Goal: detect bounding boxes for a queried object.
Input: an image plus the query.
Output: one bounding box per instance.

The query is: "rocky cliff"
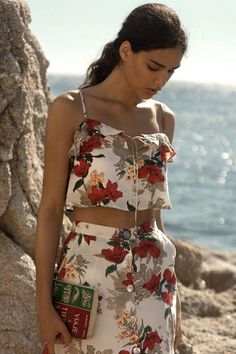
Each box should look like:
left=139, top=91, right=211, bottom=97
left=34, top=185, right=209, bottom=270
left=0, top=0, right=51, bottom=352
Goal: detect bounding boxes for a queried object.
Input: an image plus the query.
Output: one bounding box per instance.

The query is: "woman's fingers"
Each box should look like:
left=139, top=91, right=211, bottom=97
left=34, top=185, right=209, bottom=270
left=42, top=343, right=49, bottom=354
left=58, top=324, right=73, bottom=345
left=47, top=339, right=56, bottom=354
left=174, top=323, right=182, bottom=350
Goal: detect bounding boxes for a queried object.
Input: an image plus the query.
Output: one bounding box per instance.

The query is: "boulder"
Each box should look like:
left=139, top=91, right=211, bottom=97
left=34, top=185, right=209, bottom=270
left=201, top=249, right=236, bottom=292
left=0, top=0, right=51, bottom=258
left=0, top=231, right=43, bottom=353
left=173, top=238, right=203, bottom=288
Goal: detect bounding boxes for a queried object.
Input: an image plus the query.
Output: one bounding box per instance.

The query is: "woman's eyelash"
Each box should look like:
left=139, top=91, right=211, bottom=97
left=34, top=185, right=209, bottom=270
left=147, top=65, right=160, bottom=71
left=147, top=65, right=175, bottom=74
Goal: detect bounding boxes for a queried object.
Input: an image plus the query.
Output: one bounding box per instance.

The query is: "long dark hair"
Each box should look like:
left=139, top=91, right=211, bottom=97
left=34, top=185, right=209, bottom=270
left=80, top=3, right=188, bottom=88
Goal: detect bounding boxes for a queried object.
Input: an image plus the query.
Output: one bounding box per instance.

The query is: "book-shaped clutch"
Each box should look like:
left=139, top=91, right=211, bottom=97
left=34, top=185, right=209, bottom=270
left=52, top=279, right=98, bottom=339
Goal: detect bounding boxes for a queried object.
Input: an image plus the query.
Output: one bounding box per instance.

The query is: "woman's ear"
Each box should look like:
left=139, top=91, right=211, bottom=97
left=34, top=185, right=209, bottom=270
left=119, top=40, right=133, bottom=61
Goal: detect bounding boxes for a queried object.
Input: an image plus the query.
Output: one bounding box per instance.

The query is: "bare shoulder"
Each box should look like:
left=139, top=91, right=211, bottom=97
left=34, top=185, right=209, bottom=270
left=153, top=99, right=175, bottom=143
left=40, top=90, right=84, bottom=211
left=48, top=89, right=84, bottom=131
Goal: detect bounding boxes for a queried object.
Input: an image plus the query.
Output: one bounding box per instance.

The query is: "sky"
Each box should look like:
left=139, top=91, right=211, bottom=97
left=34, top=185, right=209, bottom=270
left=26, top=0, right=236, bottom=85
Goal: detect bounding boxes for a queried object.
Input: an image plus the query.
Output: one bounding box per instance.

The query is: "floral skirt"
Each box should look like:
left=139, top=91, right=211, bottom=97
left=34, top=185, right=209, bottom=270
left=52, top=217, right=177, bottom=354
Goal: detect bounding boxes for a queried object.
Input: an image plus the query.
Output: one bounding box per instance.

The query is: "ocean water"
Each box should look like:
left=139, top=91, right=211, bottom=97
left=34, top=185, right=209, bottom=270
left=48, top=74, right=236, bottom=252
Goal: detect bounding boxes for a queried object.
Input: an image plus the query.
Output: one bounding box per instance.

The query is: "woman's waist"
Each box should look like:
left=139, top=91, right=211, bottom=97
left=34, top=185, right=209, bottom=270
left=71, top=206, right=156, bottom=229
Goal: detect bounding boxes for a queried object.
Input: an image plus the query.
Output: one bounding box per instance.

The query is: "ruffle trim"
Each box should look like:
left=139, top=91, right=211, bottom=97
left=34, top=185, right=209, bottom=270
left=67, top=119, right=176, bottom=162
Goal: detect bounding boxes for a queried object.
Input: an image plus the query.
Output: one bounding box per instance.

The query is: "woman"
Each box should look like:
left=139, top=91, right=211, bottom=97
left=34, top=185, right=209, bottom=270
left=35, top=3, right=188, bottom=354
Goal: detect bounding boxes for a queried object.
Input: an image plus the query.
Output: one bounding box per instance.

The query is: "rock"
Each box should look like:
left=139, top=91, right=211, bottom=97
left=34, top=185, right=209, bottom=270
left=173, top=238, right=203, bottom=287
left=178, top=283, right=222, bottom=318
left=0, top=1, right=57, bottom=352
left=177, top=271, right=236, bottom=353
left=0, top=231, right=43, bottom=354
left=175, top=335, right=194, bottom=354
left=201, top=249, right=236, bottom=292
left=0, top=0, right=52, bottom=258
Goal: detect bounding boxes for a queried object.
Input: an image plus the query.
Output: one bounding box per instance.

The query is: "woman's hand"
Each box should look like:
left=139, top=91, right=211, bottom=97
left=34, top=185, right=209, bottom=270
left=174, top=315, right=182, bottom=351
left=36, top=302, right=72, bottom=354
left=174, top=289, right=182, bottom=351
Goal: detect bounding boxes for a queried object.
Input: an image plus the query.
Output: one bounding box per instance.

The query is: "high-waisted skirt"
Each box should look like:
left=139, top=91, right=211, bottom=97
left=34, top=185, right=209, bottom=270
left=52, top=217, right=177, bottom=354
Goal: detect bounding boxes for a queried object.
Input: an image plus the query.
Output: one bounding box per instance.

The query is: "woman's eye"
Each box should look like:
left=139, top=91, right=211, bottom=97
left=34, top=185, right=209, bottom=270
left=147, top=65, right=160, bottom=72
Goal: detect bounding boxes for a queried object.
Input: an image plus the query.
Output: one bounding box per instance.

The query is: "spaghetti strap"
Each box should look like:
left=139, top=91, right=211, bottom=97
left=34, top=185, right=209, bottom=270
left=160, top=102, right=166, bottom=134
left=79, top=89, right=88, bottom=119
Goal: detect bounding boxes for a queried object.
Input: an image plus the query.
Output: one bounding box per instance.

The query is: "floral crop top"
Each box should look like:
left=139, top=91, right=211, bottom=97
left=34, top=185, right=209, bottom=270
left=65, top=90, right=176, bottom=216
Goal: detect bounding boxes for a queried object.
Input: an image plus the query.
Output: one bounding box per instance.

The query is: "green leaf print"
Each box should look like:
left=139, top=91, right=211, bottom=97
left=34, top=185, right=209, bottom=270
left=144, top=159, right=155, bottom=166
left=103, top=198, right=110, bottom=205
left=67, top=254, right=75, bottom=263
left=138, top=319, right=144, bottom=337
left=92, top=154, right=105, bottom=158
left=117, top=170, right=125, bottom=178
left=73, top=179, right=84, bottom=191
left=132, top=256, right=137, bottom=273
left=98, top=182, right=104, bottom=189
left=165, top=307, right=172, bottom=319
left=145, top=325, right=152, bottom=333
left=84, top=153, right=93, bottom=162
left=107, top=240, right=118, bottom=247
left=78, top=233, right=83, bottom=246
left=126, top=158, right=133, bottom=164
left=127, top=201, right=136, bottom=211
left=105, top=264, right=117, bottom=277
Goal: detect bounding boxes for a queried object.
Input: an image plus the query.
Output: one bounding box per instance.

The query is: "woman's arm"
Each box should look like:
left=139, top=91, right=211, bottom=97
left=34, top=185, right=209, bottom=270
left=154, top=209, right=182, bottom=350
left=35, top=92, right=82, bottom=352
left=155, top=102, right=182, bottom=349
left=35, top=94, right=77, bottom=307
left=174, top=288, right=183, bottom=350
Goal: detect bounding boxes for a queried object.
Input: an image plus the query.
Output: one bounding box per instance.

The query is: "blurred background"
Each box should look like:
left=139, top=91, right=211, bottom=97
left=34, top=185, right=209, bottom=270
left=27, top=0, right=236, bottom=251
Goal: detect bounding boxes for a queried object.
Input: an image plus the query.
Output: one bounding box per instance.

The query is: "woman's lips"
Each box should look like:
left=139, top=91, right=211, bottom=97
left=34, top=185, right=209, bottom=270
left=147, top=88, right=158, bottom=94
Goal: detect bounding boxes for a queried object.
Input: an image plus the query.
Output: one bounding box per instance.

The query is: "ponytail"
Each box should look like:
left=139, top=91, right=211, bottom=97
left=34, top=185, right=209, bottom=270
left=80, top=40, right=120, bottom=88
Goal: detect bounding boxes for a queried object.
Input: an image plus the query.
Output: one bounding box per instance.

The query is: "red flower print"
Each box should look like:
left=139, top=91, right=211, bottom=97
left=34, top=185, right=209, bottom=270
left=143, top=330, right=162, bottom=350
left=84, top=234, right=97, bottom=245
left=139, top=220, right=153, bottom=233
left=80, top=136, right=102, bottom=154
left=64, top=231, right=78, bottom=246
left=122, top=272, right=134, bottom=287
left=113, top=235, right=123, bottom=243
left=42, top=344, right=49, bottom=354
left=88, top=185, right=107, bottom=205
left=101, top=245, right=128, bottom=264
left=73, top=159, right=91, bottom=177
left=85, top=118, right=101, bottom=132
left=58, top=266, right=66, bottom=279
left=138, top=165, right=165, bottom=184
left=119, top=351, right=130, bottom=354
left=143, top=273, right=161, bottom=293
left=163, top=269, right=176, bottom=285
left=88, top=180, right=123, bottom=205
left=161, top=291, right=173, bottom=305
left=105, top=179, right=123, bottom=202
left=133, top=240, right=160, bottom=258
left=160, top=145, right=176, bottom=162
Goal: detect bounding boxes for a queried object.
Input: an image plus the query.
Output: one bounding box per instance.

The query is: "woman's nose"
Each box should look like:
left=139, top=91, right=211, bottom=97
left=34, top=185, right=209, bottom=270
left=155, top=72, right=168, bottom=87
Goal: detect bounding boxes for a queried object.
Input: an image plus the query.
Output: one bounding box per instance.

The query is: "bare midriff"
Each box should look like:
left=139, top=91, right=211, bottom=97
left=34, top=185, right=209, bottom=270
left=72, top=206, right=155, bottom=228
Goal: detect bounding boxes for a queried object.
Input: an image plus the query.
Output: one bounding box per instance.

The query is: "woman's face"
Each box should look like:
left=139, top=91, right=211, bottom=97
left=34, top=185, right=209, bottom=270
left=119, top=41, right=184, bottom=99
